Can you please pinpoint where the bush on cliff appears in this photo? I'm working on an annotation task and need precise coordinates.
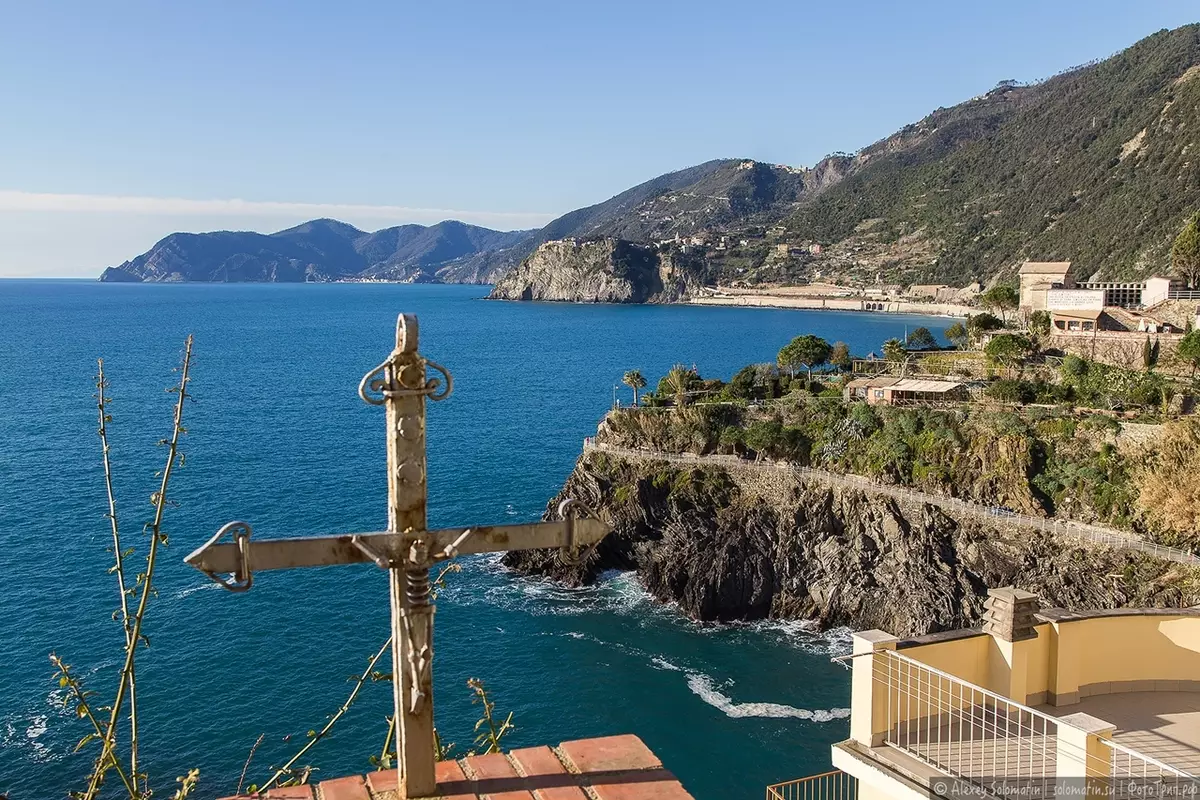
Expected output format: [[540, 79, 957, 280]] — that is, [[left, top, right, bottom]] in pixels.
[[600, 401, 1144, 531]]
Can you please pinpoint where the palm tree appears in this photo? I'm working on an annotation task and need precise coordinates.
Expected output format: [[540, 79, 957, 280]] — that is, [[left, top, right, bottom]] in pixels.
[[662, 364, 693, 409], [622, 369, 647, 406]]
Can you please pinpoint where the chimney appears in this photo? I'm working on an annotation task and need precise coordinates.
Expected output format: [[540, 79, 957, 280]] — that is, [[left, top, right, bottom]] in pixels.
[[983, 587, 1039, 642]]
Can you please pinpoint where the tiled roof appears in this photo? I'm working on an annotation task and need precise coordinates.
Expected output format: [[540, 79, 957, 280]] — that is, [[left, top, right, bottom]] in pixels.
[[217, 735, 693, 800]]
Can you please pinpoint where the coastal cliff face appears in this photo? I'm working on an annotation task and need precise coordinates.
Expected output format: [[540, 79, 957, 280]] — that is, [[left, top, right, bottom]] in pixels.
[[503, 449, 1198, 638], [488, 239, 707, 304]]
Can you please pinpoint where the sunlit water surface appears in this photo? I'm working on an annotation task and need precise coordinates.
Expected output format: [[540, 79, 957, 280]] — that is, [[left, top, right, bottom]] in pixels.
[[0, 281, 949, 799]]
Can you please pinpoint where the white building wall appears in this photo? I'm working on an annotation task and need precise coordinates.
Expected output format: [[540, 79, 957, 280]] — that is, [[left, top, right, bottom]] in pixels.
[[1143, 277, 1174, 307], [1047, 289, 1105, 311]]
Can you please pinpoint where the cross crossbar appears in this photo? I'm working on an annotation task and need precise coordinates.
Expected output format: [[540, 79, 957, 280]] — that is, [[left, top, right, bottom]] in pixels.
[[185, 518, 609, 580], [182, 313, 611, 799]]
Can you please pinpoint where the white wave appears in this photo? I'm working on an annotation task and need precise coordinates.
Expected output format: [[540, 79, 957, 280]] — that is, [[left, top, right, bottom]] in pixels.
[[686, 673, 850, 722], [462, 569, 657, 618], [26, 714, 47, 740], [651, 657, 682, 672], [172, 583, 219, 599], [2, 712, 57, 763]]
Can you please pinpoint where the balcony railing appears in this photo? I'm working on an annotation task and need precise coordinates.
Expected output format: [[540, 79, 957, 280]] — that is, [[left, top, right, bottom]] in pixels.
[[767, 770, 857, 800], [871, 649, 1200, 797], [875, 649, 1058, 795], [1102, 738, 1198, 800]]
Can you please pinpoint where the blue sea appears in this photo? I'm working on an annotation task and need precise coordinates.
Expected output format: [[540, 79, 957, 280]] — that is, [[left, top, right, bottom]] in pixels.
[[0, 281, 950, 799]]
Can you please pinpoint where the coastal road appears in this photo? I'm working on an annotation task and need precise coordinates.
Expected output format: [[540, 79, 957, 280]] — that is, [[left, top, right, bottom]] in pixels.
[[584, 440, 1200, 567]]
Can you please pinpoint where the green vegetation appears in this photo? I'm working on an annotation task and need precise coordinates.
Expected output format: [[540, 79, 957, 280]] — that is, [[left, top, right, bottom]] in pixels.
[[782, 26, 1200, 284], [622, 369, 647, 406], [602, 397, 1144, 531], [1178, 330, 1200, 377], [945, 321, 969, 349], [905, 326, 938, 350], [659, 364, 699, 408], [984, 333, 1034, 368], [966, 313, 1003, 342], [1172, 212, 1200, 288], [882, 338, 907, 362], [980, 285, 1020, 324], [1029, 311, 1052, 338], [777, 334, 832, 380], [981, 355, 1173, 411], [829, 340, 852, 371]]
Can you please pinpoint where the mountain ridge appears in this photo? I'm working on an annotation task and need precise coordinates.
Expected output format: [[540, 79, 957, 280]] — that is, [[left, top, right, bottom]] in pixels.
[[101, 24, 1200, 289], [98, 218, 533, 283]]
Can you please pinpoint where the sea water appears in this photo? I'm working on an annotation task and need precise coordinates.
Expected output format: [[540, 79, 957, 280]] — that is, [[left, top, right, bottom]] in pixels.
[[0, 281, 949, 799]]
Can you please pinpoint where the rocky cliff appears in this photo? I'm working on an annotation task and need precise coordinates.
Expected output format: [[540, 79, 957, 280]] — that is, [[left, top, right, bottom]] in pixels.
[[488, 238, 708, 303], [503, 448, 1199, 638]]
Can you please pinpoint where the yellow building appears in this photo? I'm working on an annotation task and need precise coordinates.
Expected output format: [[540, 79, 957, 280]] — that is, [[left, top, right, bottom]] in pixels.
[[768, 589, 1200, 800]]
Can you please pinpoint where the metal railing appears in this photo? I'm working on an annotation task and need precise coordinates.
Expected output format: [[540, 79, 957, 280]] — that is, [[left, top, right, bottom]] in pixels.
[[872, 650, 1200, 798], [875, 649, 1059, 796], [1102, 738, 1200, 800], [767, 770, 857, 800], [583, 441, 1200, 566]]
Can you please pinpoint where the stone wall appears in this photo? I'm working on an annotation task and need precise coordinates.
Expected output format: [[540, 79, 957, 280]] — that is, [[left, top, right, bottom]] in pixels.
[[1048, 331, 1185, 372]]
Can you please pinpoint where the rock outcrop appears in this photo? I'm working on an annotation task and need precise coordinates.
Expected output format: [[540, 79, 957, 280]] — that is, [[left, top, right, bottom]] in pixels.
[[503, 449, 1199, 637], [488, 238, 707, 303]]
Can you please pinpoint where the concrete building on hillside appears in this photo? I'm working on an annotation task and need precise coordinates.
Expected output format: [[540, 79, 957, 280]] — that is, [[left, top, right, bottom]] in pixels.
[[1074, 281, 1145, 308], [1019, 261, 1075, 312], [767, 589, 1200, 800]]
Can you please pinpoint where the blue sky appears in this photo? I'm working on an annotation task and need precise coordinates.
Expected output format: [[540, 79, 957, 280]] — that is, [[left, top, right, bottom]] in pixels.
[[1, 0, 1198, 276]]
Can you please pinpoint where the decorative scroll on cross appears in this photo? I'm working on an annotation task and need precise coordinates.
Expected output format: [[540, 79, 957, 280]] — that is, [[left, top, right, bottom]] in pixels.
[[183, 314, 611, 798]]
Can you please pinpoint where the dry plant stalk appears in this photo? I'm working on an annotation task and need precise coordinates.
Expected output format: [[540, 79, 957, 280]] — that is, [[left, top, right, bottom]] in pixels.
[[96, 359, 139, 781], [52, 337, 196, 800], [1135, 419, 1200, 543], [49, 654, 137, 797], [469, 679, 515, 755], [236, 733, 265, 796], [257, 637, 393, 792]]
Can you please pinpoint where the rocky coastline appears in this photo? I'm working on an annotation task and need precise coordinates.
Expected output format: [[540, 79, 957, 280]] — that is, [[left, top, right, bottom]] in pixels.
[[488, 238, 707, 304], [503, 443, 1199, 638]]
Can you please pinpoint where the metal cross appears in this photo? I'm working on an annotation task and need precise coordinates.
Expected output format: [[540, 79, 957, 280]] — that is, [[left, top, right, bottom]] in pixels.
[[183, 314, 610, 798]]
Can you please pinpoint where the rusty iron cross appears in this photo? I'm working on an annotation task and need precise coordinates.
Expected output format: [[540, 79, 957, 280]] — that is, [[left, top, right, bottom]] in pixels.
[[184, 314, 611, 798]]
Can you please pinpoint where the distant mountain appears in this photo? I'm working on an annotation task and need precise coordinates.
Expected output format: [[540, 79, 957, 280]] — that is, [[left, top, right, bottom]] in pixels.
[[99, 218, 531, 283], [102, 25, 1200, 288], [467, 158, 820, 279], [489, 24, 1200, 293], [99, 160, 816, 284]]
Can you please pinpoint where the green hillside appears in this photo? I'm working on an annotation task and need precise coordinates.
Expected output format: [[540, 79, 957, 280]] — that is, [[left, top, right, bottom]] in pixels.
[[784, 25, 1200, 285]]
